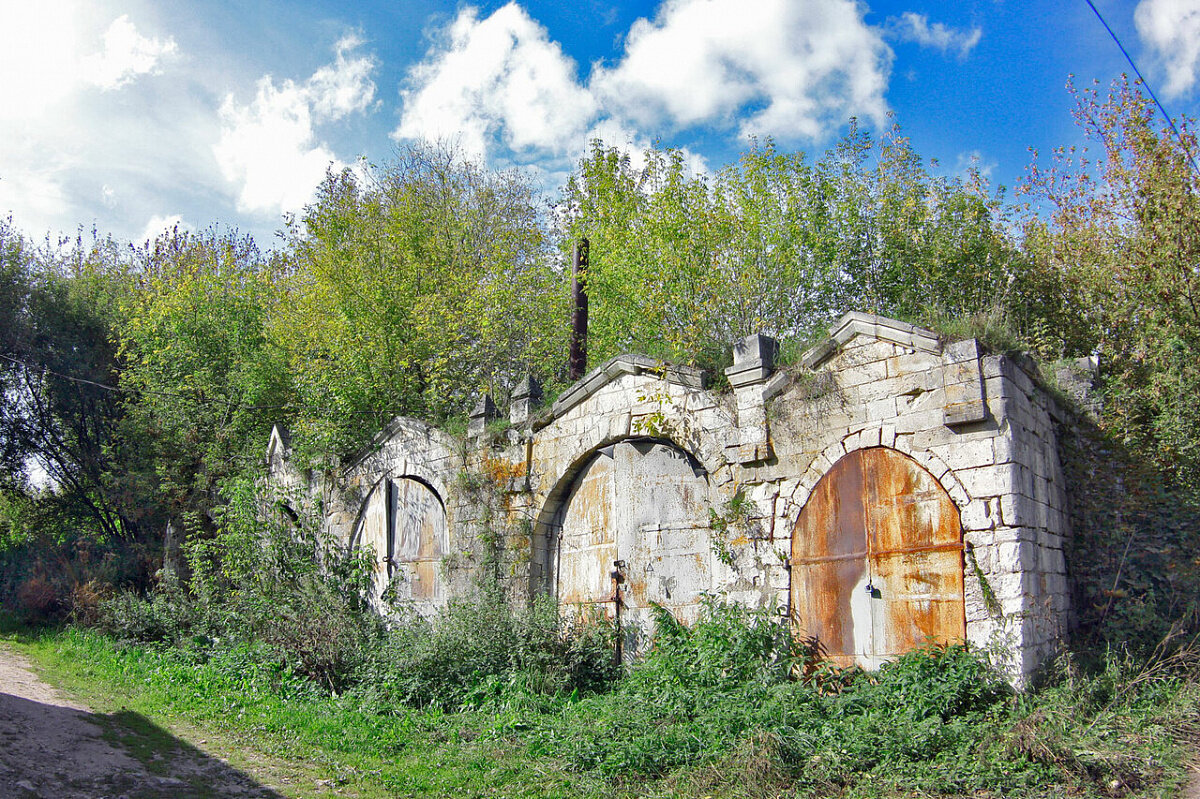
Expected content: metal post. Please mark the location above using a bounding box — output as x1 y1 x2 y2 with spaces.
569 238 589 381
611 559 625 665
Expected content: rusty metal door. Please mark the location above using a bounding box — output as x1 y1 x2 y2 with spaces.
552 440 711 650
387 477 449 608
554 450 618 617
790 447 964 669
615 441 711 633
354 477 448 613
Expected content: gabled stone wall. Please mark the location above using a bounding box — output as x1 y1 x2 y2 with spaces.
267 312 1075 684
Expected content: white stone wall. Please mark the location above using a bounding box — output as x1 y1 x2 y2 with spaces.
267 312 1074 684
743 321 1071 684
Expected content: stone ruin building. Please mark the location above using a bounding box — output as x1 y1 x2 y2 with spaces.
266 311 1075 685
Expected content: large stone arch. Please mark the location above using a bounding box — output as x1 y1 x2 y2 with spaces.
533 436 713 655
351 473 450 614
788 430 971 516
789 446 966 669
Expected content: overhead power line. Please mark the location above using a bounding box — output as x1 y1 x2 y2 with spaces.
0 352 376 419
1083 0 1200 176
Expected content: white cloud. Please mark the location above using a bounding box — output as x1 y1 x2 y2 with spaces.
214 36 377 216
0 1 85 121
396 0 890 170
0 7 176 121
141 213 189 243
584 117 709 177
0 161 70 230
955 150 996 181
82 14 178 91
0 3 194 237
1136 0 1200 97
395 3 596 160
887 12 981 60
309 34 378 119
591 0 892 141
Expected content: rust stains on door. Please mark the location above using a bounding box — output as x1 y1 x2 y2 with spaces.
791 447 964 669
555 450 617 614
550 440 711 650
354 476 449 612
388 477 449 605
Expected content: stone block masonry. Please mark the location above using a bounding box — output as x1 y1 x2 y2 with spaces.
267 312 1076 686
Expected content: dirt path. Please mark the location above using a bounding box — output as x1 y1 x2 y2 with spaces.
0 644 283 799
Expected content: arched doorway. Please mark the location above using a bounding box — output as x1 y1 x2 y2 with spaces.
549 439 711 654
790 447 965 669
353 476 449 613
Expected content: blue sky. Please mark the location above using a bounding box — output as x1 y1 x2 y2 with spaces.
2 0 1198 249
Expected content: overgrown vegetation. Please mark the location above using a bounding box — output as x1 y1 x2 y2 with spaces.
9 594 1199 798
3 76 1200 796
52 479 1194 796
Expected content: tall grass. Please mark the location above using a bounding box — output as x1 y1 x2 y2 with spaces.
83 480 1200 797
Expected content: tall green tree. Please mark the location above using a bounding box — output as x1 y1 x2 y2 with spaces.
559 125 1022 371
277 144 568 455
0 221 129 540
1023 77 1200 484
113 227 292 535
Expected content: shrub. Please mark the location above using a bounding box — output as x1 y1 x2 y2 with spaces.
95 476 381 691
532 600 1020 791
96 574 197 646
68 579 109 627
352 588 619 711
15 576 61 622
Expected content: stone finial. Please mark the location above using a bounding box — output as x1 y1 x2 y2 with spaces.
510 376 543 426
725 333 779 388
942 339 987 427
723 334 780 465
468 394 499 438
266 423 293 468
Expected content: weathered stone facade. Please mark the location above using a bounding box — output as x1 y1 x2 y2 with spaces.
267 312 1074 684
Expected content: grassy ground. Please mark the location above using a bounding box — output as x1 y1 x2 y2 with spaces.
3 616 1198 799
2 623 606 799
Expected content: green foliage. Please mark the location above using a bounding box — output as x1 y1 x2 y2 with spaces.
560 127 1023 373
523 602 1043 797
277 144 569 456
353 590 620 712
707 491 755 568
0 220 130 540
97 477 617 703
15 599 1200 799
0 476 146 626
113 228 294 539
98 476 380 690
1023 77 1200 487
96 574 197 646
1013 78 1200 648
532 600 809 776
1058 420 1200 652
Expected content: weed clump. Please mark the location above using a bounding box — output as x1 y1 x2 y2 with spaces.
95 476 619 705
351 590 620 712
532 599 1018 793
